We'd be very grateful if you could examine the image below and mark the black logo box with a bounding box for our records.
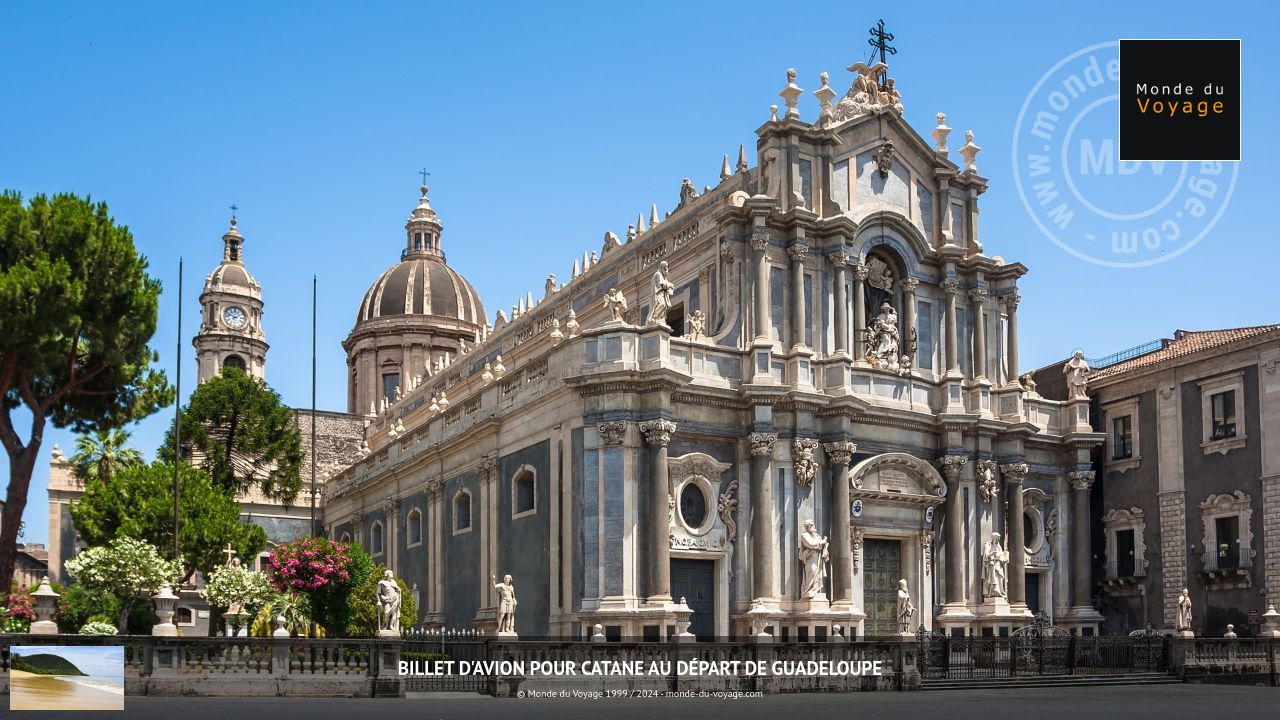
[1119,39,1240,162]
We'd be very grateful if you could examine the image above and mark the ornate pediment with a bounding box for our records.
[849,452,946,497]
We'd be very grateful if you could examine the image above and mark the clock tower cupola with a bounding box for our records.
[194,213,269,383]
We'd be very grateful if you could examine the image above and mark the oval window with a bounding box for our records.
[680,483,708,529]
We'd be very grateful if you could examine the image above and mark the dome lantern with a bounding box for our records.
[405,184,443,260]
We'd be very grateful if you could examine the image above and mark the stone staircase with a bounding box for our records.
[922,672,1182,690]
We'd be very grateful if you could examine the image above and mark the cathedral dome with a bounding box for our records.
[356,256,484,325]
[209,262,258,289]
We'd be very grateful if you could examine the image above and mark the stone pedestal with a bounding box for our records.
[935,604,976,635]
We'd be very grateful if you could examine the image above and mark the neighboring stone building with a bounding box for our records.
[13,543,49,589]
[1074,325,1280,637]
[323,62,1104,640]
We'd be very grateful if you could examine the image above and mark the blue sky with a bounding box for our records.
[12,645,123,677]
[2,1,1274,544]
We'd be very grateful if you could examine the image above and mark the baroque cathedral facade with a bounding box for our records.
[48,59,1106,640]
[322,61,1104,640]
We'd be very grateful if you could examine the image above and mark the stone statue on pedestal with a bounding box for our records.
[866,302,901,372]
[603,288,628,324]
[492,574,518,635]
[797,519,830,599]
[376,569,402,635]
[1065,350,1091,399]
[1177,588,1194,633]
[647,261,675,326]
[896,579,915,633]
[981,532,1009,599]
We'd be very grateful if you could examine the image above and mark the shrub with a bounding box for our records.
[268,537,372,636]
[79,621,119,636]
[2,616,29,633]
[57,584,122,633]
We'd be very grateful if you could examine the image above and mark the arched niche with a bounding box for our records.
[848,452,947,497]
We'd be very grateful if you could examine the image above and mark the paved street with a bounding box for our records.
[3,684,1274,720]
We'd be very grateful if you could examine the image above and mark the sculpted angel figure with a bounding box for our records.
[603,288,629,323]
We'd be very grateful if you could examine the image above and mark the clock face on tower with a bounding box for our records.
[223,306,247,330]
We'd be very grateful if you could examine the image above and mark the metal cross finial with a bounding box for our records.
[418,168,431,185]
[867,18,897,66]
[229,203,238,220]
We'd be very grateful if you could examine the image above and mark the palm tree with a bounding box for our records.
[70,428,143,484]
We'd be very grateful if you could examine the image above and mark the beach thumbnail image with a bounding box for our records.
[9,645,125,711]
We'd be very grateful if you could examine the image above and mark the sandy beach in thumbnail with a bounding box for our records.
[10,668,125,711]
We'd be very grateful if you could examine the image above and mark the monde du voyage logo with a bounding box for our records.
[1013,40,1240,268]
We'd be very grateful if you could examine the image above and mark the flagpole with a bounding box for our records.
[310,274,317,538]
[173,257,183,563]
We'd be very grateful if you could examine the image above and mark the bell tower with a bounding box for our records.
[193,214,269,383]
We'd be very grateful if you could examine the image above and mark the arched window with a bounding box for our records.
[223,354,246,372]
[407,508,422,546]
[512,466,536,518]
[454,491,472,534]
[339,532,351,544]
[370,521,384,556]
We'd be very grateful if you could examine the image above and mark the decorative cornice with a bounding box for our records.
[1068,470,1095,491]
[639,419,677,447]
[749,432,778,457]
[598,421,627,447]
[823,440,857,466]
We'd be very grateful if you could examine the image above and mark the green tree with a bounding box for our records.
[160,367,303,504]
[63,537,181,629]
[69,461,266,583]
[70,427,143,484]
[0,191,172,592]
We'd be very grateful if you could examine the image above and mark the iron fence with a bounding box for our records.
[917,631,1171,679]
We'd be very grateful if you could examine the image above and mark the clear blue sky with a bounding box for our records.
[3,1,1273,544]
[12,645,123,677]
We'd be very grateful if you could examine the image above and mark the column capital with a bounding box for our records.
[937,454,968,481]
[749,432,778,457]
[597,421,628,447]
[384,496,402,515]
[1068,470,1095,491]
[479,456,498,483]
[1002,292,1022,311]
[639,419,677,447]
[851,264,869,282]
[352,509,367,530]
[967,287,988,303]
[823,440,858,465]
[751,228,770,252]
[899,277,920,293]
[793,437,819,486]
[828,250,850,267]
[786,243,809,261]
[941,278,960,295]
[425,477,443,499]
[1000,462,1029,484]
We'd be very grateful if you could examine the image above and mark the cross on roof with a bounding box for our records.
[223,543,237,565]
[867,19,897,66]
[229,203,238,220]
[418,168,431,185]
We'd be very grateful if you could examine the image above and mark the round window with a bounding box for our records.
[679,483,708,529]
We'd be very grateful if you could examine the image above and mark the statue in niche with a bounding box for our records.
[797,519,830,600]
[896,579,915,633]
[647,261,675,326]
[492,574,518,635]
[1064,350,1091,399]
[1177,588,1194,633]
[865,302,901,372]
[982,532,1009,599]
[376,569,402,634]
[603,288,629,324]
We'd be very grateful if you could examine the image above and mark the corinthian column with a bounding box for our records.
[639,420,676,603]
[938,455,968,604]
[1069,470,1095,608]
[753,228,771,341]
[1004,293,1021,384]
[824,441,857,604]
[787,243,808,349]
[969,288,988,380]
[943,279,960,374]
[830,252,849,356]
[749,432,778,602]
[900,278,919,370]
[852,264,868,359]
[1000,463,1029,605]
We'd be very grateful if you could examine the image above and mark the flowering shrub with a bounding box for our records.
[64,537,182,630]
[3,616,29,633]
[268,537,372,636]
[79,621,119,636]
[201,564,274,616]
[3,584,37,621]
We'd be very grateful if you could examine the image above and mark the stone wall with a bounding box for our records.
[292,409,364,484]
[1159,491,1187,627]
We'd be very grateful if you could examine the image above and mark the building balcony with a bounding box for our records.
[1199,546,1253,589]
[1101,560,1146,596]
